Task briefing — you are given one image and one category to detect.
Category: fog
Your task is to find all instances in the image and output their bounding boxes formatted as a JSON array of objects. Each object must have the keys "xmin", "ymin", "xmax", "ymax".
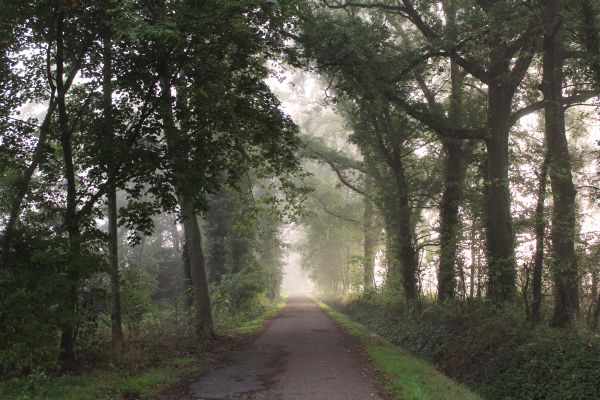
[{"xmin": 280, "ymin": 224, "xmax": 314, "ymax": 294}]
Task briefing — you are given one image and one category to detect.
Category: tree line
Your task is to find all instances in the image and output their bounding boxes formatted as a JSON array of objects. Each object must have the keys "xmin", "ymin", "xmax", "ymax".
[
  {"xmin": 2, "ymin": 0, "xmax": 600, "ymax": 380},
  {"xmin": 291, "ymin": 0, "xmax": 600, "ymax": 328},
  {"xmin": 0, "ymin": 0, "xmax": 304, "ymax": 373}
]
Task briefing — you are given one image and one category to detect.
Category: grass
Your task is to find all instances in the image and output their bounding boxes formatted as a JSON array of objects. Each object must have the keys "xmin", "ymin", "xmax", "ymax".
[
  {"xmin": 0, "ymin": 298, "xmax": 287, "ymax": 400},
  {"xmin": 310, "ymin": 295, "xmax": 482, "ymax": 400},
  {"xmin": 226, "ymin": 295, "xmax": 287, "ymax": 335},
  {"xmin": 0, "ymin": 356, "xmax": 202, "ymax": 400}
]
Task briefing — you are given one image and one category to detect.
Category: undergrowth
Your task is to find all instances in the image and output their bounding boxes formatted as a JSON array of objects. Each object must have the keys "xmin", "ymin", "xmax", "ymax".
[
  {"xmin": 0, "ymin": 298, "xmax": 285, "ymax": 400},
  {"xmin": 312, "ymin": 296, "xmax": 481, "ymax": 400},
  {"xmin": 325, "ymin": 293, "xmax": 600, "ymax": 400}
]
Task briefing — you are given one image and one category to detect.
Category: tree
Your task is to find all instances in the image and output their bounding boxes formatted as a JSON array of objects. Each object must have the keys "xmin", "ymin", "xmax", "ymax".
[
  {"xmin": 0, "ymin": 1, "xmax": 90, "ymax": 267},
  {"xmin": 101, "ymin": 0, "xmax": 123, "ymax": 355},
  {"xmin": 1, "ymin": 0, "xmax": 305, "ymax": 367},
  {"xmin": 362, "ymin": 175, "xmax": 376, "ymax": 290},
  {"xmin": 531, "ymin": 152, "xmax": 549, "ymax": 325},
  {"xmin": 542, "ymin": 0, "xmax": 579, "ymax": 326},
  {"xmin": 124, "ymin": 0, "xmax": 305, "ymax": 337}
]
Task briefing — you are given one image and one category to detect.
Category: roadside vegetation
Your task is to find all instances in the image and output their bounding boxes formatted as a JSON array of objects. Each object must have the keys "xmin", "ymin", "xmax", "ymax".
[
  {"xmin": 312, "ymin": 296, "xmax": 481, "ymax": 400},
  {"xmin": 1, "ymin": 0, "xmax": 303, "ymax": 396},
  {"xmin": 275, "ymin": 1, "xmax": 600, "ymax": 398},
  {"xmin": 0, "ymin": 298, "xmax": 285, "ymax": 400},
  {"xmin": 2, "ymin": 1, "xmax": 600, "ymax": 399},
  {"xmin": 321, "ymin": 294, "xmax": 600, "ymax": 400}
]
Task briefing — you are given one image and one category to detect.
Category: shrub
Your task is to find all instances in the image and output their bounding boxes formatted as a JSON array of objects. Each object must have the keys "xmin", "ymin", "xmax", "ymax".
[
  {"xmin": 332, "ymin": 294, "xmax": 600, "ymax": 400},
  {"xmin": 0, "ymin": 234, "xmax": 72, "ymax": 377},
  {"xmin": 211, "ymin": 270, "xmax": 268, "ymax": 321}
]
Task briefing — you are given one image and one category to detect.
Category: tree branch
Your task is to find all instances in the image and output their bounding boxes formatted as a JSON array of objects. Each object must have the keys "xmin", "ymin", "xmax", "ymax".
[
  {"xmin": 310, "ymin": 193, "xmax": 362, "ymax": 225},
  {"xmin": 510, "ymin": 90, "xmax": 600, "ymax": 125},
  {"xmin": 322, "ymin": 0, "xmax": 408, "ymax": 14},
  {"xmin": 385, "ymin": 90, "xmax": 486, "ymax": 139},
  {"xmin": 313, "ymin": 150, "xmax": 367, "ymax": 195}
]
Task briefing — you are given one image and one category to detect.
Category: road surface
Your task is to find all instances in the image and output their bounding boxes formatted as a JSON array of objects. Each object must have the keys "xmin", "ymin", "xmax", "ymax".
[{"xmin": 189, "ymin": 295, "xmax": 381, "ymax": 399}]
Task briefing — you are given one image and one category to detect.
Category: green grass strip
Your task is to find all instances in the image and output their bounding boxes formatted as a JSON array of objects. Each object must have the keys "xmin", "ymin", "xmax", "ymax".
[
  {"xmin": 310, "ymin": 295, "xmax": 482, "ymax": 400},
  {"xmin": 229, "ymin": 295, "xmax": 287, "ymax": 335},
  {"xmin": 0, "ymin": 356, "xmax": 201, "ymax": 400}
]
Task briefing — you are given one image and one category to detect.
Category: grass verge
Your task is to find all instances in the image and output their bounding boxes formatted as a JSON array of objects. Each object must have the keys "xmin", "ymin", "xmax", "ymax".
[
  {"xmin": 310, "ymin": 295, "xmax": 482, "ymax": 400},
  {"xmin": 0, "ymin": 356, "xmax": 202, "ymax": 400},
  {"xmin": 0, "ymin": 298, "xmax": 287, "ymax": 400},
  {"xmin": 224, "ymin": 295, "xmax": 287, "ymax": 336}
]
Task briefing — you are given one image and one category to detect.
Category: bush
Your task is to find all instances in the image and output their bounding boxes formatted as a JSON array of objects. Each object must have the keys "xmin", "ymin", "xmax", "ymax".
[
  {"xmin": 0, "ymin": 267, "xmax": 63, "ymax": 377},
  {"xmin": 332, "ymin": 294, "xmax": 600, "ymax": 400},
  {"xmin": 120, "ymin": 264, "xmax": 156, "ymax": 338},
  {"xmin": 211, "ymin": 270, "xmax": 268, "ymax": 321},
  {"xmin": 0, "ymin": 234, "xmax": 72, "ymax": 377},
  {"xmin": 481, "ymin": 330, "xmax": 600, "ymax": 400}
]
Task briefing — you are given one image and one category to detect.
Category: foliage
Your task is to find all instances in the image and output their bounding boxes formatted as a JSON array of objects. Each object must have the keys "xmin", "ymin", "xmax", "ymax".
[
  {"xmin": 482, "ymin": 330, "xmax": 600, "ymax": 400},
  {"xmin": 0, "ymin": 297, "xmax": 286, "ymax": 400},
  {"xmin": 0, "ymin": 228, "xmax": 104, "ymax": 376},
  {"xmin": 332, "ymin": 293, "xmax": 600, "ymax": 400},
  {"xmin": 211, "ymin": 271, "xmax": 268, "ymax": 320},
  {"xmin": 0, "ymin": 262, "xmax": 62, "ymax": 376},
  {"xmin": 312, "ymin": 296, "xmax": 481, "ymax": 400},
  {"xmin": 119, "ymin": 265, "xmax": 156, "ymax": 336},
  {"xmin": 0, "ymin": 0, "xmax": 306, "ymax": 373},
  {"xmin": 0, "ymin": 357, "xmax": 199, "ymax": 400}
]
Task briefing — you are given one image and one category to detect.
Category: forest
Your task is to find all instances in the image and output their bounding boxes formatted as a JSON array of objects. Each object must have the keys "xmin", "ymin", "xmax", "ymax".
[{"xmin": 1, "ymin": 0, "xmax": 600, "ymax": 399}]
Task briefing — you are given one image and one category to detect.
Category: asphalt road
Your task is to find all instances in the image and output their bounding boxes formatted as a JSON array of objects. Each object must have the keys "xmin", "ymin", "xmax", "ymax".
[{"xmin": 189, "ymin": 295, "xmax": 381, "ymax": 399}]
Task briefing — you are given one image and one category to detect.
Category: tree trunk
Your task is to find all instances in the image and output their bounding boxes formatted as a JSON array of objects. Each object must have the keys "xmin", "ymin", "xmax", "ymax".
[
  {"xmin": 383, "ymin": 222, "xmax": 402, "ymax": 292},
  {"xmin": 589, "ymin": 269, "xmax": 598, "ymax": 326},
  {"xmin": 592, "ymin": 291, "xmax": 600, "ymax": 330},
  {"xmin": 363, "ymin": 175, "xmax": 376, "ymax": 290},
  {"xmin": 102, "ymin": 3, "xmax": 123, "ymax": 354},
  {"xmin": 374, "ymin": 108, "xmax": 418, "ymax": 304},
  {"xmin": 531, "ymin": 153, "xmax": 549, "ymax": 325},
  {"xmin": 56, "ymin": 1, "xmax": 79, "ymax": 365},
  {"xmin": 158, "ymin": 73, "xmax": 215, "ymax": 338},
  {"xmin": 438, "ymin": 0, "xmax": 466, "ymax": 304},
  {"xmin": 391, "ymin": 161, "xmax": 418, "ymax": 304},
  {"xmin": 438, "ymin": 139, "xmax": 464, "ymax": 303},
  {"xmin": 469, "ymin": 218, "xmax": 476, "ymax": 300},
  {"xmin": 542, "ymin": 0, "xmax": 580, "ymax": 327},
  {"xmin": 180, "ymin": 198, "xmax": 214, "ymax": 337},
  {"xmin": 485, "ymin": 84, "xmax": 516, "ymax": 303},
  {"xmin": 58, "ymin": 285, "xmax": 77, "ymax": 365},
  {"xmin": 171, "ymin": 217, "xmax": 181, "ymax": 252}
]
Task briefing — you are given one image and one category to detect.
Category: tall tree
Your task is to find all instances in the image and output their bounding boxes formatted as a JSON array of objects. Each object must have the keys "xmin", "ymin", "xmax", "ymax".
[
  {"xmin": 542, "ymin": 0, "xmax": 580, "ymax": 326},
  {"xmin": 437, "ymin": 0, "xmax": 467, "ymax": 303},
  {"xmin": 157, "ymin": 64, "xmax": 215, "ymax": 337},
  {"xmin": 0, "ymin": 1, "xmax": 89, "ymax": 266},
  {"xmin": 317, "ymin": 0, "xmax": 540, "ymax": 302},
  {"xmin": 131, "ymin": 0, "xmax": 305, "ymax": 336},
  {"xmin": 55, "ymin": 0, "xmax": 81, "ymax": 364},
  {"xmin": 102, "ymin": 0, "xmax": 123, "ymax": 354},
  {"xmin": 531, "ymin": 153, "xmax": 549, "ymax": 325}
]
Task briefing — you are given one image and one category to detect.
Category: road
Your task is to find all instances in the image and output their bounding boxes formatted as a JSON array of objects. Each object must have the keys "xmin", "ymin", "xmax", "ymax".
[{"xmin": 189, "ymin": 295, "xmax": 381, "ymax": 399}]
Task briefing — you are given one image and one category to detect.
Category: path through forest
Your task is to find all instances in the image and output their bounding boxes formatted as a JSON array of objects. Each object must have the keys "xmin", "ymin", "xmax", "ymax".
[{"xmin": 189, "ymin": 295, "xmax": 381, "ymax": 399}]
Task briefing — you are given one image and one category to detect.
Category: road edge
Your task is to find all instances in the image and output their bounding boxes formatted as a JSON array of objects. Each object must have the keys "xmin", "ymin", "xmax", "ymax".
[{"xmin": 309, "ymin": 294, "xmax": 482, "ymax": 400}]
